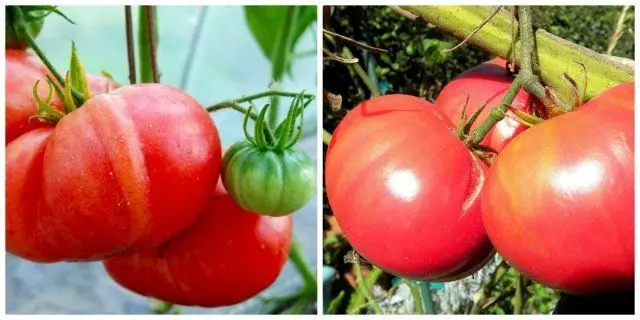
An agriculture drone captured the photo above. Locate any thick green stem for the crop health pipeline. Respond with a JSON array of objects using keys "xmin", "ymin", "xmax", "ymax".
[
  {"xmin": 206, "ymin": 90, "xmax": 314, "ymax": 146},
  {"xmin": 400, "ymin": 6, "xmax": 633, "ymax": 104},
  {"xmin": 407, "ymin": 281, "xmax": 425, "ymax": 314},
  {"xmin": 288, "ymin": 240, "xmax": 317, "ymax": 298},
  {"xmin": 466, "ymin": 76, "xmax": 522, "ymax": 146},
  {"xmin": 10, "ymin": 6, "xmax": 84, "ymax": 104},
  {"xmin": 138, "ymin": 5, "xmax": 159, "ymax": 83},
  {"xmin": 420, "ymin": 282, "xmax": 436, "ymax": 314},
  {"xmin": 354, "ymin": 263, "xmax": 383, "ymax": 314},
  {"xmin": 517, "ymin": 7, "xmax": 564, "ymax": 111}
]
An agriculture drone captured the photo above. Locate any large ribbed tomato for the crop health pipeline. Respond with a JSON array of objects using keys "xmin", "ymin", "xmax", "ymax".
[
  {"xmin": 435, "ymin": 58, "xmax": 537, "ymax": 151},
  {"xmin": 5, "ymin": 48, "xmax": 115, "ymax": 143},
  {"xmin": 103, "ymin": 185, "xmax": 292, "ymax": 307},
  {"xmin": 325, "ymin": 94, "xmax": 494, "ymax": 280},
  {"xmin": 6, "ymin": 83, "xmax": 221, "ymax": 262},
  {"xmin": 482, "ymin": 83, "xmax": 634, "ymax": 295}
]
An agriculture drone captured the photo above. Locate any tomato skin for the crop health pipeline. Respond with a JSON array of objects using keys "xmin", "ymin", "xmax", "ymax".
[
  {"xmin": 325, "ymin": 94, "xmax": 494, "ymax": 281},
  {"xmin": 103, "ymin": 187, "xmax": 292, "ymax": 308},
  {"xmin": 5, "ymin": 48, "xmax": 116, "ymax": 144},
  {"xmin": 222, "ymin": 140, "xmax": 316, "ymax": 216},
  {"xmin": 435, "ymin": 58, "xmax": 535, "ymax": 151},
  {"xmin": 6, "ymin": 83, "xmax": 222, "ymax": 262},
  {"xmin": 482, "ymin": 83, "xmax": 634, "ymax": 295}
]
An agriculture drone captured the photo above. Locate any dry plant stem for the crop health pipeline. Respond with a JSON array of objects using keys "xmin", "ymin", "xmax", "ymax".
[
  {"xmin": 606, "ymin": 5, "xmax": 631, "ymax": 55},
  {"xmin": 389, "ymin": 5, "xmax": 418, "ymax": 20},
  {"xmin": 323, "ymin": 48, "xmax": 359, "ymax": 64},
  {"xmin": 444, "ymin": 6, "xmax": 502, "ymax": 52},
  {"xmin": 180, "ymin": 6, "xmax": 208, "ymax": 90},
  {"xmin": 354, "ymin": 263, "xmax": 383, "ymax": 314},
  {"xmin": 144, "ymin": 6, "xmax": 159, "ymax": 83},
  {"xmin": 323, "ymin": 28, "xmax": 388, "ymax": 54},
  {"xmin": 124, "ymin": 6, "xmax": 137, "ymax": 85}
]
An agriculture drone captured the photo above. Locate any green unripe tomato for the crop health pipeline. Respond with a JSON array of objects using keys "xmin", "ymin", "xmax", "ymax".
[{"xmin": 222, "ymin": 141, "xmax": 316, "ymax": 217}]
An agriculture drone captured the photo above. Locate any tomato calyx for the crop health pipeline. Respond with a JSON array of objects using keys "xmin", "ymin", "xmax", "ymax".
[
  {"xmin": 30, "ymin": 80, "xmax": 64, "ymax": 124},
  {"xmin": 242, "ymin": 91, "xmax": 309, "ymax": 151},
  {"xmin": 30, "ymin": 42, "xmax": 97, "ymax": 124}
]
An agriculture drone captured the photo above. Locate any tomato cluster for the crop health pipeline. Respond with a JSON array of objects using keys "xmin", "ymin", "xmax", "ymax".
[
  {"xmin": 5, "ymin": 49, "xmax": 302, "ymax": 307},
  {"xmin": 325, "ymin": 59, "xmax": 634, "ymax": 295}
]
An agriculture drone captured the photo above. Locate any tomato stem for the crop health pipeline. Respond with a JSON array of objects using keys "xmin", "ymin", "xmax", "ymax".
[
  {"xmin": 465, "ymin": 76, "xmax": 522, "ymax": 146},
  {"xmin": 399, "ymin": 6, "xmax": 633, "ymax": 104},
  {"xmin": 138, "ymin": 5, "xmax": 159, "ymax": 83},
  {"xmin": 124, "ymin": 6, "xmax": 137, "ymax": 85},
  {"xmin": 353, "ymin": 262, "xmax": 383, "ymax": 314},
  {"xmin": 288, "ymin": 240, "xmax": 317, "ymax": 300},
  {"xmin": 465, "ymin": 6, "xmax": 570, "ymax": 147},
  {"xmin": 9, "ymin": 6, "xmax": 85, "ymax": 104},
  {"xmin": 207, "ymin": 90, "xmax": 315, "ymax": 147},
  {"xmin": 513, "ymin": 271, "xmax": 526, "ymax": 314}
]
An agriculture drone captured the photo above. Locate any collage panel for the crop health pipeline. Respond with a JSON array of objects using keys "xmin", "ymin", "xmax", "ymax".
[
  {"xmin": 322, "ymin": 5, "xmax": 635, "ymax": 315},
  {"xmin": 5, "ymin": 5, "xmax": 318, "ymax": 315}
]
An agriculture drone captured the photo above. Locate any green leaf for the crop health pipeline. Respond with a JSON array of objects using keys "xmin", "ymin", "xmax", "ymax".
[
  {"xmin": 22, "ymin": 5, "xmax": 75, "ymax": 24},
  {"xmin": 69, "ymin": 41, "xmax": 91, "ymax": 100},
  {"xmin": 326, "ymin": 291, "xmax": 345, "ymax": 314},
  {"xmin": 347, "ymin": 267, "xmax": 383, "ymax": 314},
  {"xmin": 244, "ymin": 5, "xmax": 316, "ymax": 79}
]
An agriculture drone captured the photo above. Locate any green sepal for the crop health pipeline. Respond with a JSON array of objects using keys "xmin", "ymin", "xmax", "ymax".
[
  {"xmin": 242, "ymin": 105, "xmax": 257, "ymax": 145},
  {"xmin": 45, "ymin": 74, "xmax": 66, "ymax": 107},
  {"xmin": 285, "ymin": 100, "xmax": 305, "ymax": 149},
  {"xmin": 506, "ymin": 105, "xmax": 545, "ymax": 127},
  {"xmin": 275, "ymin": 93, "xmax": 301, "ymax": 149},
  {"xmin": 62, "ymin": 72, "xmax": 78, "ymax": 113},
  {"xmin": 69, "ymin": 41, "xmax": 91, "ymax": 101},
  {"xmin": 456, "ymin": 92, "xmax": 471, "ymax": 137},
  {"xmin": 463, "ymin": 100, "xmax": 489, "ymax": 135},
  {"xmin": 30, "ymin": 80, "xmax": 64, "ymax": 124},
  {"xmin": 254, "ymin": 104, "xmax": 270, "ymax": 149}
]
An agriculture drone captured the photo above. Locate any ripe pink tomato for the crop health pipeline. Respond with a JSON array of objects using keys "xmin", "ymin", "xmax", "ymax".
[
  {"xmin": 325, "ymin": 94, "xmax": 494, "ymax": 281},
  {"xmin": 103, "ymin": 185, "xmax": 292, "ymax": 307},
  {"xmin": 6, "ymin": 83, "xmax": 221, "ymax": 262},
  {"xmin": 482, "ymin": 83, "xmax": 634, "ymax": 294},
  {"xmin": 435, "ymin": 58, "xmax": 537, "ymax": 151},
  {"xmin": 5, "ymin": 48, "xmax": 116, "ymax": 143}
]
